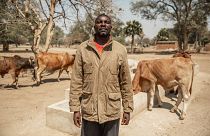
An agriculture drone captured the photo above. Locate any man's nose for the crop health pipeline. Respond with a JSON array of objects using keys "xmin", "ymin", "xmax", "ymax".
[{"xmin": 100, "ymin": 21, "xmax": 106, "ymax": 26}]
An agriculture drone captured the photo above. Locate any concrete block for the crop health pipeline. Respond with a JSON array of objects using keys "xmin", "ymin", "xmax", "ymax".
[
  {"xmin": 46, "ymin": 100, "xmax": 80, "ymax": 135},
  {"xmin": 64, "ymin": 88, "xmax": 70, "ymax": 100},
  {"xmin": 46, "ymin": 89, "xmax": 165, "ymax": 135}
]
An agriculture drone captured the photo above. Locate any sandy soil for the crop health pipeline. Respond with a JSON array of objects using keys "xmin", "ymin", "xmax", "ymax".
[{"xmin": 0, "ymin": 47, "xmax": 210, "ymax": 136}]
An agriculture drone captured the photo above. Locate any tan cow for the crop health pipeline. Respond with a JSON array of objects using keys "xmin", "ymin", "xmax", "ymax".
[
  {"xmin": 35, "ymin": 52, "xmax": 75, "ymax": 85},
  {"xmin": 132, "ymin": 53, "xmax": 194, "ymax": 120}
]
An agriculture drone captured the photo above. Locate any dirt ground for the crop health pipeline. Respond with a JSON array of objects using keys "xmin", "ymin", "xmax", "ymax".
[{"xmin": 0, "ymin": 46, "xmax": 210, "ymax": 136}]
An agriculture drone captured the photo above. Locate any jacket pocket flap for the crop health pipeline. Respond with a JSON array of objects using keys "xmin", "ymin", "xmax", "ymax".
[
  {"xmin": 108, "ymin": 93, "xmax": 121, "ymax": 100},
  {"xmin": 109, "ymin": 67, "xmax": 118, "ymax": 75},
  {"xmin": 82, "ymin": 91, "xmax": 92, "ymax": 95}
]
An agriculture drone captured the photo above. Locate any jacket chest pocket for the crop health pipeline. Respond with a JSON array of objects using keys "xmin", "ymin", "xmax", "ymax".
[
  {"xmin": 109, "ymin": 64, "xmax": 119, "ymax": 83},
  {"xmin": 83, "ymin": 63, "xmax": 93, "ymax": 81},
  {"xmin": 106, "ymin": 93, "xmax": 121, "ymax": 115}
]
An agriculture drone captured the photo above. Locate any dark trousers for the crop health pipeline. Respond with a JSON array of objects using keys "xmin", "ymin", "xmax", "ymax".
[{"xmin": 81, "ymin": 119, "xmax": 120, "ymax": 136}]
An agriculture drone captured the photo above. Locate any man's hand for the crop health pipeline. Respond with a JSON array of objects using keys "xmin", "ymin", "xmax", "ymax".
[
  {"xmin": 73, "ymin": 111, "xmax": 81, "ymax": 128},
  {"xmin": 121, "ymin": 112, "xmax": 130, "ymax": 125}
]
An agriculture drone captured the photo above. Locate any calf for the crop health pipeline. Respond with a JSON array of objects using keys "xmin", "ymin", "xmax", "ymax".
[
  {"xmin": 35, "ymin": 52, "xmax": 75, "ymax": 85},
  {"xmin": 0, "ymin": 55, "xmax": 35, "ymax": 88},
  {"xmin": 132, "ymin": 55, "xmax": 194, "ymax": 120}
]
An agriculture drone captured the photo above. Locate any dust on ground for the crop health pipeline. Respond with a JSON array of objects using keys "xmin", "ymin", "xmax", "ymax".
[{"xmin": 0, "ymin": 47, "xmax": 210, "ymax": 136}]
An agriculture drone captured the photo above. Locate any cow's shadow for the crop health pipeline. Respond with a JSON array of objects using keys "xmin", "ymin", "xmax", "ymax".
[
  {"xmin": 0, "ymin": 84, "xmax": 34, "ymax": 90},
  {"xmin": 153, "ymin": 92, "xmax": 178, "ymax": 110},
  {"xmin": 153, "ymin": 93, "xmax": 182, "ymax": 118},
  {"xmin": 34, "ymin": 77, "xmax": 70, "ymax": 85}
]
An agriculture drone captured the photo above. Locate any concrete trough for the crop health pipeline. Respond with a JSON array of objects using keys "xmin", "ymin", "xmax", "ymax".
[{"xmin": 46, "ymin": 89, "xmax": 164, "ymax": 135}]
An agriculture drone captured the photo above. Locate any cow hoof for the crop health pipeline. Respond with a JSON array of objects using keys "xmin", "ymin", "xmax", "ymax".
[
  {"xmin": 170, "ymin": 106, "xmax": 177, "ymax": 113},
  {"xmin": 180, "ymin": 113, "xmax": 186, "ymax": 120},
  {"xmin": 148, "ymin": 107, "xmax": 152, "ymax": 111},
  {"xmin": 158, "ymin": 102, "xmax": 163, "ymax": 107}
]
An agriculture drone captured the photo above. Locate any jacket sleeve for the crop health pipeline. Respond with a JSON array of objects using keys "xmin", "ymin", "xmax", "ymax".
[
  {"xmin": 69, "ymin": 47, "xmax": 83, "ymax": 112},
  {"xmin": 119, "ymin": 50, "xmax": 134, "ymax": 113}
]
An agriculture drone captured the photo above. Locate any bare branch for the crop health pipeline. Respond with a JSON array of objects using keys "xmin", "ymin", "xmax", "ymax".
[{"xmin": 39, "ymin": 0, "xmax": 48, "ymax": 18}]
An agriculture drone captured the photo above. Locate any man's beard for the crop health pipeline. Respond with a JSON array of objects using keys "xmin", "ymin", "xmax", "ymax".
[{"xmin": 99, "ymin": 33, "xmax": 110, "ymax": 38}]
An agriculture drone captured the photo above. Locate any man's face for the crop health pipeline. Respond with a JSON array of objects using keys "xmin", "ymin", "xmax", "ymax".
[{"xmin": 94, "ymin": 16, "xmax": 112, "ymax": 37}]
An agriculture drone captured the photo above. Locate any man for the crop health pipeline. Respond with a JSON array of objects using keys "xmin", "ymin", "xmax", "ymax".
[{"xmin": 69, "ymin": 14, "xmax": 133, "ymax": 136}]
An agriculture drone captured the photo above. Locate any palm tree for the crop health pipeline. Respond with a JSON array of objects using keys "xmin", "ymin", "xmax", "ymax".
[{"xmin": 124, "ymin": 20, "xmax": 143, "ymax": 53}]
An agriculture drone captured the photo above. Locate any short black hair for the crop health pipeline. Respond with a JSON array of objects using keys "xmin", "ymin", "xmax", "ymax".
[{"xmin": 95, "ymin": 13, "xmax": 111, "ymax": 23}]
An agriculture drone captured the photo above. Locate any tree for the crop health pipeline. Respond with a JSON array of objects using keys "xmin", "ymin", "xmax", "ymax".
[
  {"xmin": 51, "ymin": 26, "xmax": 65, "ymax": 47},
  {"xmin": 124, "ymin": 20, "xmax": 143, "ymax": 53},
  {"xmin": 156, "ymin": 28, "xmax": 177, "ymax": 41},
  {"xmin": 131, "ymin": 0, "xmax": 210, "ymax": 51},
  {"xmin": 142, "ymin": 37, "xmax": 151, "ymax": 46},
  {"xmin": 0, "ymin": 0, "xmax": 33, "ymax": 51},
  {"xmin": 66, "ymin": 21, "xmax": 89, "ymax": 44},
  {"xmin": 157, "ymin": 28, "xmax": 169, "ymax": 41}
]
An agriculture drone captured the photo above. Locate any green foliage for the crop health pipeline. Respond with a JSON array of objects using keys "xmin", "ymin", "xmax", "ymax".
[
  {"xmin": 124, "ymin": 20, "xmax": 143, "ymax": 53},
  {"xmin": 0, "ymin": 1, "xmax": 33, "ymax": 48},
  {"xmin": 124, "ymin": 20, "xmax": 143, "ymax": 37},
  {"xmin": 111, "ymin": 18, "xmax": 124, "ymax": 37},
  {"xmin": 157, "ymin": 28, "xmax": 169, "ymax": 41},
  {"xmin": 130, "ymin": 0, "xmax": 210, "ymax": 50},
  {"xmin": 66, "ymin": 21, "xmax": 89, "ymax": 44},
  {"xmin": 51, "ymin": 26, "xmax": 65, "ymax": 45},
  {"xmin": 113, "ymin": 36, "xmax": 125, "ymax": 45}
]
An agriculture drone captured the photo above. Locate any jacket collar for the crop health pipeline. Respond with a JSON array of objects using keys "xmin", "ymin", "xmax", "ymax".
[{"xmin": 87, "ymin": 36, "xmax": 113, "ymax": 50}]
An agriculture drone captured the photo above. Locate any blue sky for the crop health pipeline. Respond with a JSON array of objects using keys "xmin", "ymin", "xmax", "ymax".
[{"xmin": 114, "ymin": 0, "xmax": 210, "ymax": 39}]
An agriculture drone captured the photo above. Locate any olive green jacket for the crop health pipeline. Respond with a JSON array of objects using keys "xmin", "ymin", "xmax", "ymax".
[{"xmin": 69, "ymin": 39, "xmax": 133, "ymax": 124}]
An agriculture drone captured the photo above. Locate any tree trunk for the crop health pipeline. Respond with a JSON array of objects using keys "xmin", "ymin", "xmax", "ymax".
[
  {"xmin": 177, "ymin": 35, "xmax": 183, "ymax": 51},
  {"xmin": 3, "ymin": 42, "xmax": 9, "ymax": 52},
  {"xmin": 194, "ymin": 32, "xmax": 198, "ymax": 49},
  {"xmin": 44, "ymin": 0, "xmax": 56, "ymax": 52},
  {"xmin": 131, "ymin": 35, "xmax": 134, "ymax": 53},
  {"xmin": 183, "ymin": 28, "xmax": 188, "ymax": 51}
]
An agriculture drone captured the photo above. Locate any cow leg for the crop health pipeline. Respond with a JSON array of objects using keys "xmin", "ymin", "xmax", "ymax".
[
  {"xmin": 170, "ymin": 89, "xmax": 182, "ymax": 113},
  {"xmin": 36, "ymin": 67, "xmax": 45, "ymax": 85},
  {"xmin": 57, "ymin": 69, "xmax": 64, "ymax": 82},
  {"xmin": 10, "ymin": 72, "xmax": 19, "ymax": 88},
  {"xmin": 32, "ymin": 67, "xmax": 37, "ymax": 81},
  {"xmin": 155, "ymin": 85, "xmax": 163, "ymax": 107},
  {"xmin": 10, "ymin": 73, "xmax": 16, "ymax": 86},
  {"xmin": 147, "ymin": 84, "xmax": 155, "ymax": 111},
  {"xmin": 180, "ymin": 98, "xmax": 190, "ymax": 120},
  {"xmin": 179, "ymin": 83, "xmax": 191, "ymax": 120}
]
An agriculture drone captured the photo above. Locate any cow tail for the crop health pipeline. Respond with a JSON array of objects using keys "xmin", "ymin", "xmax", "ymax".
[
  {"xmin": 189, "ymin": 64, "xmax": 194, "ymax": 95},
  {"xmin": 132, "ymin": 62, "xmax": 141, "ymax": 94}
]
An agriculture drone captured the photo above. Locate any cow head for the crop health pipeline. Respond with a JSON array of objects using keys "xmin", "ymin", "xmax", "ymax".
[
  {"xmin": 14, "ymin": 55, "xmax": 35, "ymax": 69},
  {"xmin": 29, "ymin": 56, "xmax": 35, "ymax": 68}
]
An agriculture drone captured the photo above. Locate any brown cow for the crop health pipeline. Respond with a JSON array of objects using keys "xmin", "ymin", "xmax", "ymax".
[
  {"xmin": 35, "ymin": 52, "xmax": 75, "ymax": 85},
  {"xmin": 0, "ymin": 55, "xmax": 35, "ymax": 88},
  {"xmin": 132, "ymin": 54, "xmax": 194, "ymax": 120}
]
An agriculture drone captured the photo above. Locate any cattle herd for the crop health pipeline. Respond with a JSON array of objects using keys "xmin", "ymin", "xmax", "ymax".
[
  {"xmin": 0, "ymin": 51, "xmax": 194, "ymax": 120},
  {"xmin": 0, "ymin": 52, "xmax": 75, "ymax": 88}
]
